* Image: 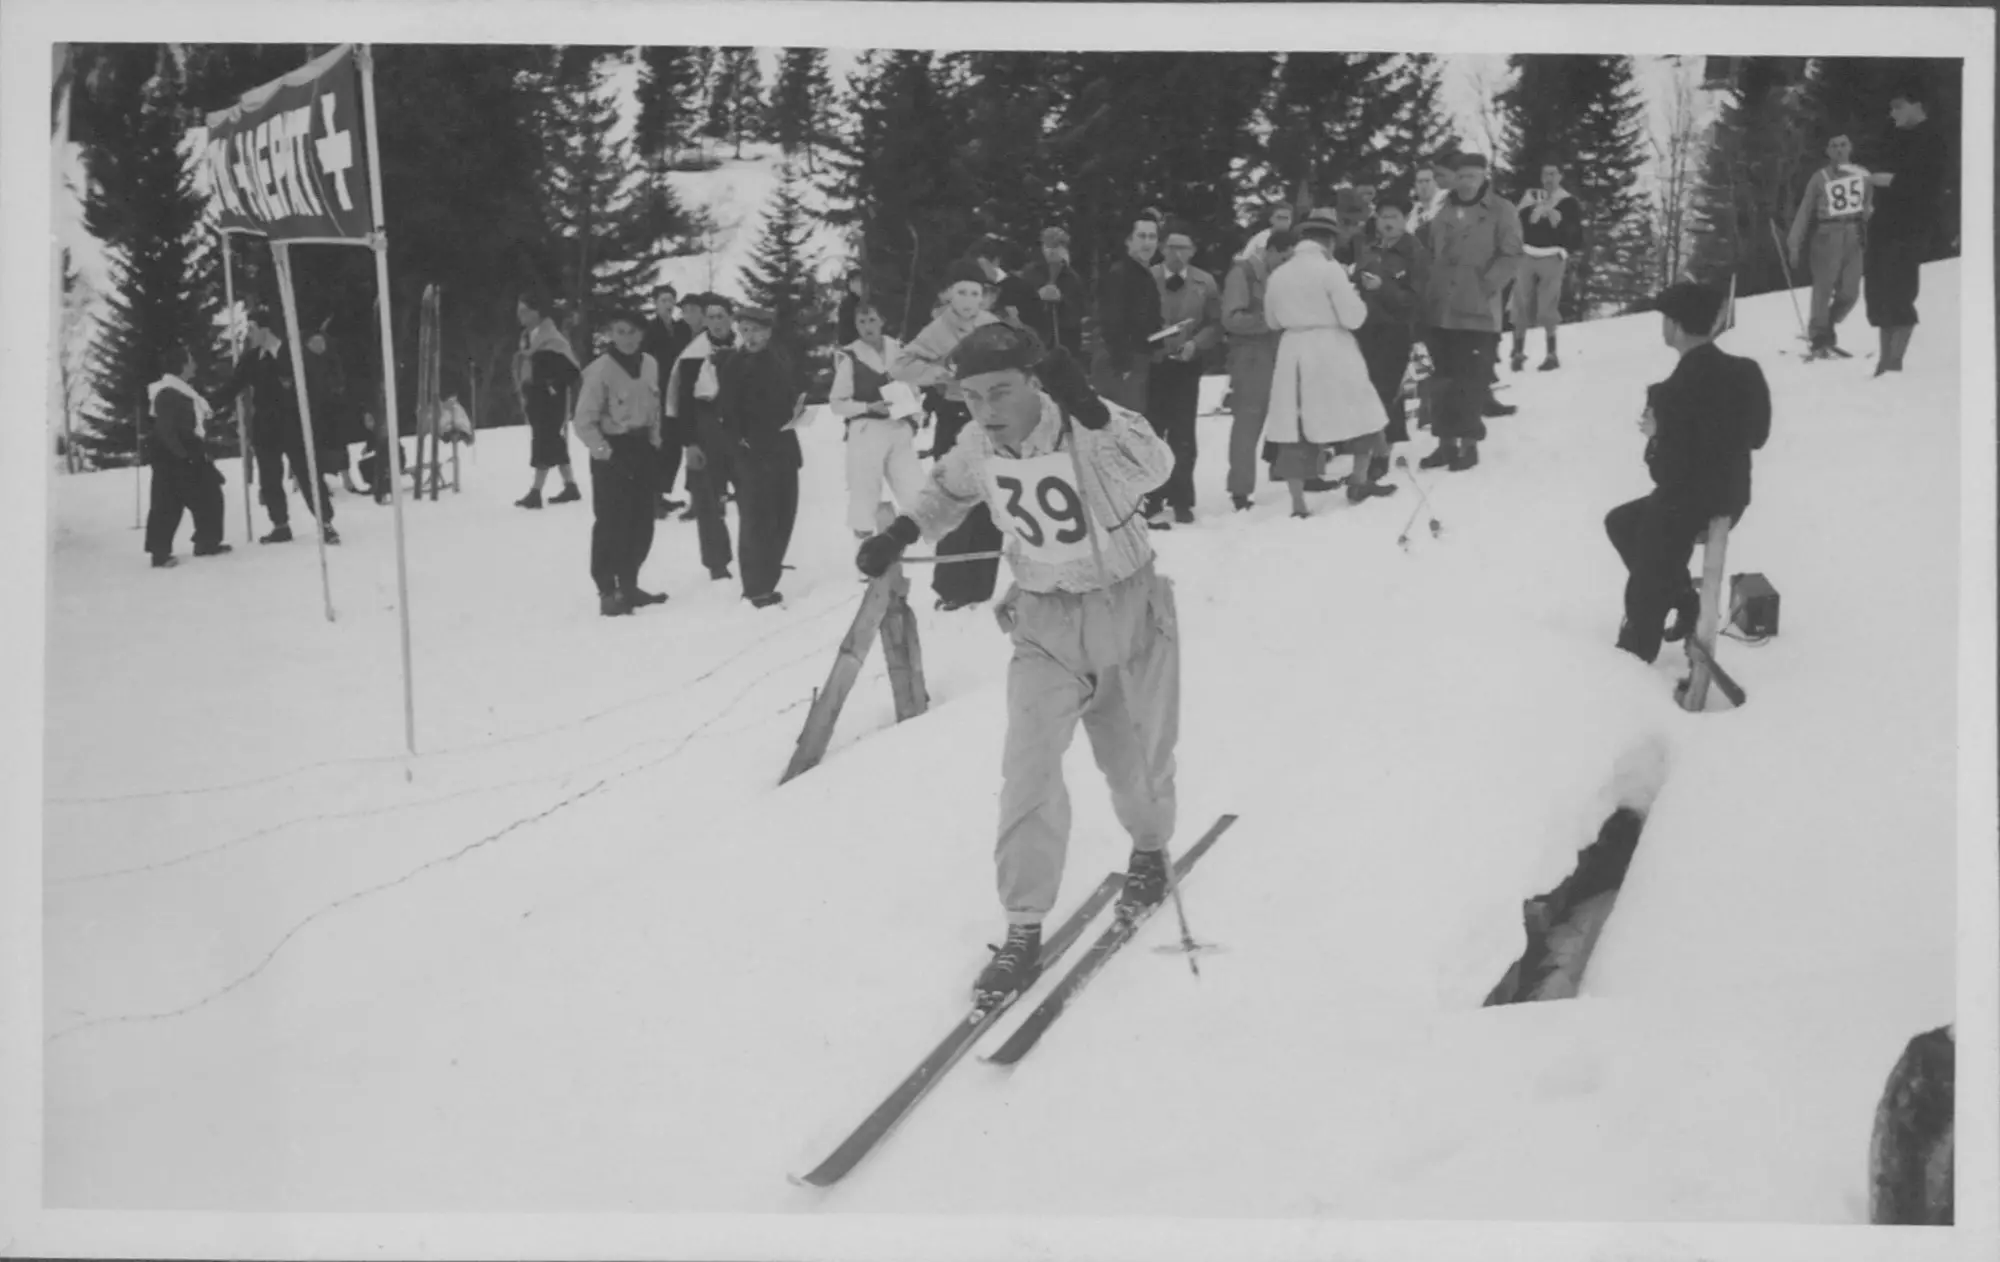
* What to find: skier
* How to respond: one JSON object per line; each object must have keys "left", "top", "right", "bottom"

{"left": 1786, "top": 133, "right": 1872, "bottom": 360}
{"left": 1511, "top": 161, "right": 1583, "bottom": 371}
{"left": 1863, "top": 82, "right": 1951, "bottom": 376}
{"left": 1604, "top": 281, "right": 1771, "bottom": 663}
{"left": 853, "top": 324, "right": 1179, "bottom": 1007}
{"left": 572, "top": 309, "right": 666, "bottom": 616}
{"left": 513, "top": 292, "right": 583, "bottom": 509}
{"left": 144, "top": 345, "right": 230, "bottom": 567}
{"left": 830, "top": 300, "right": 924, "bottom": 538}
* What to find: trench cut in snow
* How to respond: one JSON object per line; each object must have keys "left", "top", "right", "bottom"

{"left": 1486, "top": 807, "right": 1646, "bottom": 1006}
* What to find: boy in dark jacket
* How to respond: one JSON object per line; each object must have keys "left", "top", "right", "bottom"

{"left": 1604, "top": 282, "right": 1772, "bottom": 663}
{"left": 713, "top": 305, "right": 805, "bottom": 608}
{"left": 1017, "top": 227, "right": 1087, "bottom": 353}
{"left": 1354, "top": 198, "right": 1429, "bottom": 465}
{"left": 145, "top": 346, "right": 231, "bottom": 567}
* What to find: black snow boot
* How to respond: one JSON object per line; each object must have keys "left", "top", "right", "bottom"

{"left": 973, "top": 922, "right": 1043, "bottom": 1006}
{"left": 1448, "top": 442, "right": 1481, "bottom": 472}
{"left": 192, "top": 542, "right": 233, "bottom": 557}
{"left": 1418, "top": 443, "right": 1455, "bottom": 470}
{"left": 1118, "top": 847, "right": 1170, "bottom": 920}
{"left": 150, "top": 553, "right": 178, "bottom": 568}
{"left": 259, "top": 525, "right": 293, "bottom": 544}
{"left": 549, "top": 483, "right": 582, "bottom": 504}
{"left": 516, "top": 489, "right": 542, "bottom": 509}
{"left": 1662, "top": 584, "right": 1701, "bottom": 644}
{"left": 1232, "top": 494, "right": 1254, "bottom": 512}
{"left": 599, "top": 590, "right": 632, "bottom": 617}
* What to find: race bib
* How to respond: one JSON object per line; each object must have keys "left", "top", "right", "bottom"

{"left": 983, "top": 452, "right": 1106, "bottom": 566}
{"left": 1823, "top": 172, "right": 1867, "bottom": 220}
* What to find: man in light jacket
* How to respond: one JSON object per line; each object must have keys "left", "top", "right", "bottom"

{"left": 1414, "top": 152, "right": 1523, "bottom": 472}
{"left": 573, "top": 309, "right": 665, "bottom": 617}
{"left": 1220, "top": 227, "right": 1293, "bottom": 511}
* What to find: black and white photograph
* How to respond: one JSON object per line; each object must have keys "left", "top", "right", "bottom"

{"left": 1, "top": 2, "right": 1995, "bottom": 1260}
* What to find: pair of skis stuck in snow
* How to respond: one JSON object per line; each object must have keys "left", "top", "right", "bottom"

{"left": 791, "top": 813, "right": 1239, "bottom": 1189}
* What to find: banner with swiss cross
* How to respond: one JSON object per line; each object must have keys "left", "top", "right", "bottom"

{"left": 203, "top": 44, "right": 372, "bottom": 242}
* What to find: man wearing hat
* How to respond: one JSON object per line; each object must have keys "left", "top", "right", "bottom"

{"left": 1143, "top": 219, "right": 1223, "bottom": 527}
{"left": 1090, "top": 208, "right": 1166, "bottom": 414}
{"left": 1018, "top": 227, "right": 1086, "bottom": 352}
{"left": 712, "top": 304, "right": 806, "bottom": 609}
{"left": 852, "top": 327, "right": 1180, "bottom": 1009}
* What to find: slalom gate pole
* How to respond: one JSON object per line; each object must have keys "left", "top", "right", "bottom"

{"left": 132, "top": 400, "right": 142, "bottom": 529}
{"left": 222, "top": 232, "right": 253, "bottom": 542}
{"left": 272, "top": 244, "right": 336, "bottom": 622}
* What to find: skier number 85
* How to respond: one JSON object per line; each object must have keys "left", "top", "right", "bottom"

{"left": 1826, "top": 174, "right": 1866, "bottom": 218}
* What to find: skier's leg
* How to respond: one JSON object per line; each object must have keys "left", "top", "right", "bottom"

{"left": 1079, "top": 572, "right": 1180, "bottom": 854}
{"left": 997, "top": 600, "right": 1090, "bottom": 924}
{"left": 1808, "top": 228, "right": 1839, "bottom": 344}
{"left": 1830, "top": 228, "right": 1864, "bottom": 330}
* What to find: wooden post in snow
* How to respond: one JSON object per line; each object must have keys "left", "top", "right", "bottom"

{"left": 879, "top": 570, "right": 929, "bottom": 721}
{"left": 780, "top": 563, "right": 930, "bottom": 785}
{"left": 1680, "top": 516, "right": 1733, "bottom": 711}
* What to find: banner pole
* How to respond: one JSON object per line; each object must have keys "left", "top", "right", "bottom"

{"left": 221, "top": 232, "right": 253, "bottom": 542}
{"left": 132, "top": 399, "right": 142, "bottom": 529}
{"left": 272, "top": 244, "right": 336, "bottom": 622}
{"left": 361, "top": 43, "right": 418, "bottom": 760}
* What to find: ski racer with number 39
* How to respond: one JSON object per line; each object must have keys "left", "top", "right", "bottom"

{"left": 854, "top": 324, "right": 1182, "bottom": 1009}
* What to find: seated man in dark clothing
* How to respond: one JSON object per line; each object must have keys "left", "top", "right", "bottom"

{"left": 1605, "top": 281, "right": 1771, "bottom": 663}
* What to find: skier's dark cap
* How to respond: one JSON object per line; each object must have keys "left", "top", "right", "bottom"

{"left": 948, "top": 322, "right": 1046, "bottom": 380}
{"left": 1651, "top": 282, "right": 1725, "bottom": 335}
{"left": 735, "top": 305, "right": 775, "bottom": 326}
{"left": 943, "top": 257, "right": 989, "bottom": 290}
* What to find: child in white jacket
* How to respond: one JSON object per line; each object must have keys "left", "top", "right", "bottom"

{"left": 829, "top": 302, "right": 925, "bottom": 536}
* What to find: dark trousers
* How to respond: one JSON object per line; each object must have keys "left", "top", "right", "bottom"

{"left": 1425, "top": 329, "right": 1491, "bottom": 444}
{"left": 589, "top": 434, "right": 658, "bottom": 596}
{"left": 1359, "top": 327, "right": 1414, "bottom": 445}
{"left": 734, "top": 453, "right": 799, "bottom": 600}
{"left": 689, "top": 424, "right": 736, "bottom": 575}
{"left": 1145, "top": 358, "right": 1203, "bottom": 511}
{"left": 145, "top": 459, "right": 224, "bottom": 557}
{"left": 255, "top": 439, "right": 333, "bottom": 529}
{"left": 1604, "top": 493, "right": 1720, "bottom": 664}
{"left": 1864, "top": 234, "right": 1923, "bottom": 328}
{"left": 656, "top": 435, "right": 685, "bottom": 503}
{"left": 927, "top": 398, "right": 1000, "bottom": 605}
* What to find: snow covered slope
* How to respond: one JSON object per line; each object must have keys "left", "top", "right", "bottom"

{"left": 42, "top": 264, "right": 1970, "bottom": 1223}
{"left": 652, "top": 142, "right": 848, "bottom": 300}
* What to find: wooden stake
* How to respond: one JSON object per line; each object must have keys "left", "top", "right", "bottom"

{"left": 782, "top": 566, "right": 904, "bottom": 785}
{"left": 879, "top": 568, "right": 930, "bottom": 722}
{"left": 1680, "top": 515, "right": 1731, "bottom": 711}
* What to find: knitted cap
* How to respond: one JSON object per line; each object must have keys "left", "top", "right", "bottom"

{"left": 948, "top": 322, "right": 1046, "bottom": 380}
{"left": 943, "top": 257, "right": 989, "bottom": 290}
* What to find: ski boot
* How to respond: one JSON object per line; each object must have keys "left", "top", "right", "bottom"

{"left": 516, "top": 489, "right": 543, "bottom": 509}
{"left": 1117, "top": 847, "right": 1170, "bottom": 922}
{"left": 548, "top": 483, "right": 582, "bottom": 505}
{"left": 322, "top": 525, "right": 341, "bottom": 545}
{"left": 1482, "top": 397, "right": 1518, "bottom": 418}
{"left": 629, "top": 588, "right": 669, "bottom": 607}
{"left": 259, "top": 525, "right": 293, "bottom": 544}
{"left": 973, "top": 923, "right": 1043, "bottom": 1008}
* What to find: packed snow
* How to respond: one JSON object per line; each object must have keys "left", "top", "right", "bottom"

{"left": 40, "top": 257, "right": 1968, "bottom": 1228}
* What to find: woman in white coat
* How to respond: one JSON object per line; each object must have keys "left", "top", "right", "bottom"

{"left": 1262, "top": 210, "right": 1397, "bottom": 516}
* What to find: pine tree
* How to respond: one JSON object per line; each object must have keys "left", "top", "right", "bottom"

{"left": 771, "top": 47, "right": 833, "bottom": 172}
{"left": 1687, "top": 57, "right": 1813, "bottom": 298}
{"left": 529, "top": 47, "right": 693, "bottom": 355}
{"left": 1497, "top": 54, "right": 1655, "bottom": 318}
{"left": 635, "top": 45, "right": 711, "bottom": 168}
{"left": 738, "top": 160, "right": 827, "bottom": 356}
{"left": 706, "top": 47, "right": 766, "bottom": 159}
{"left": 77, "top": 46, "right": 208, "bottom": 465}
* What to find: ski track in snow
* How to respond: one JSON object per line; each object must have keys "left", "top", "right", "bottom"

{"left": 39, "top": 247, "right": 1968, "bottom": 1220}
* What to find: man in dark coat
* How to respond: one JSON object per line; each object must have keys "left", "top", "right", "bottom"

{"left": 514, "top": 291, "right": 583, "bottom": 508}
{"left": 1354, "top": 198, "right": 1429, "bottom": 467}
{"left": 972, "top": 236, "right": 1042, "bottom": 333}
{"left": 217, "top": 312, "right": 337, "bottom": 545}
{"left": 669, "top": 294, "right": 739, "bottom": 580}
{"left": 1090, "top": 208, "right": 1165, "bottom": 414}
{"left": 1017, "top": 227, "right": 1087, "bottom": 353}
{"left": 145, "top": 345, "right": 231, "bottom": 567}
{"left": 642, "top": 283, "right": 697, "bottom": 518}
{"left": 712, "top": 305, "right": 804, "bottom": 608}
{"left": 1864, "top": 81, "right": 1952, "bottom": 375}
{"left": 1604, "top": 282, "right": 1772, "bottom": 664}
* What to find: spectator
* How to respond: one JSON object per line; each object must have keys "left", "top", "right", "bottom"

{"left": 1413, "top": 152, "right": 1523, "bottom": 472}
{"left": 712, "top": 305, "right": 805, "bottom": 609}
{"left": 144, "top": 344, "right": 230, "bottom": 567}
{"left": 1407, "top": 155, "right": 1453, "bottom": 237}
{"left": 831, "top": 300, "right": 925, "bottom": 538}
{"left": 1354, "top": 198, "right": 1428, "bottom": 475}
{"left": 1237, "top": 201, "right": 1296, "bottom": 261}
{"left": 643, "top": 283, "right": 696, "bottom": 517}
{"left": 893, "top": 259, "right": 1004, "bottom": 610}
{"left": 1511, "top": 160, "right": 1584, "bottom": 372}
{"left": 668, "top": 294, "right": 739, "bottom": 581}
{"left": 1328, "top": 186, "right": 1375, "bottom": 265}
{"left": 1018, "top": 227, "right": 1087, "bottom": 353}
{"left": 217, "top": 310, "right": 338, "bottom": 545}
{"left": 513, "top": 291, "right": 583, "bottom": 509}
{"left": 972, "top": 236, "right": 1041, "bottom": 331}
{"left": 837, "top": 270, "right": 870, "bottom": 346}
{"left": 1221, "top": 226, "right": 1293, "bottom": 511}
{"left": 1145, "top": 218, "right": 1224, "bottom": 527}
{"left": 1604, "top": 281, "right": 1770, "bottom": 663}
{"left": 1786, "top": 133, "right": 1871, "bottom": 361}
{"left": 301, "top": 326, "right": 357, "bottom": 493}
{"left": 573, "top": 309, "right": 666, "bottom": 617}
{"left": 1090, "top": 208, "right": 1165, "bottom": 414}
{"left": 1263, "top": 209, "right": 1395, "bottom": 517}
{"left": 1864, "top": 82, "right": 1951, "bottom": 375}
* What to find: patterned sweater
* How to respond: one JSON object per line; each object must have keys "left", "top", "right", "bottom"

{"left": 908, "top": 391, "right": 1174, "bottom": 594}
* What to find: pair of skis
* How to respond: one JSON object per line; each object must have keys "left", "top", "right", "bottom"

{"left": 791, "top": 812, "right": 1238, "bottom": 1189}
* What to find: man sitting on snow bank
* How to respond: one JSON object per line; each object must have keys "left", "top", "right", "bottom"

{"left": 1604, "top": 281, "right": 1771, "bottom": 664}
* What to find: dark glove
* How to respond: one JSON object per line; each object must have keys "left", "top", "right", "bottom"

{"left": 1038, "top": 347, "right": 1111, "bottom": 430}
{"left": 856, "top": 515, "right": 922, "bottom": 577}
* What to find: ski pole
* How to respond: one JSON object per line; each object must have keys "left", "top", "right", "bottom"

{"left": 1392, "top": 455, "right": 1443, "bottom": 544}
{"left": 1766, "top": 220, "right": 1808, "bottom": 339}
{"left": 900, "top": 550, "right": 1006, "bottom": 565}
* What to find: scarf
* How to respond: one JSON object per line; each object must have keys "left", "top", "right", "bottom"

{"left": 525, "top": 318, "right": 579, "bottom": 368}
{"left": 147, "top": 374, "right": 214, "bottom": 427}
{"left": 608, "top": 347, "right": 647, "bottom": 381}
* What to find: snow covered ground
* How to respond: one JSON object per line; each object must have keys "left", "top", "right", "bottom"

{"left": 653, "top": 143, "right": 849, "bottom": 301}
{"left": 37, "top": 258, "right": 1983, "bottom": 1233}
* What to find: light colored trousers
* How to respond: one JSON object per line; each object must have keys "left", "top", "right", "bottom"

{"left": 1809, "top": 221, "right": 1865, "bottom": 341}
{"left": 843, "top": 416, "right": 927, "bottom": 535}
{"left": 997, "top": 565, "right": 1180, "bottom": 923}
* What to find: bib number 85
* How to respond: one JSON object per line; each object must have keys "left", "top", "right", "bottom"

{"left": 1828, "top": 175, "right": 1865, "bottom": 216}
{"left": 994, "top": 473, "right": 1087, "bottom": 548}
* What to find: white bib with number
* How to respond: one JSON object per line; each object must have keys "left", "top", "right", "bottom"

{"left": 1822, "top": 169, "right": 1867, "bottom": 221}
{"left": 983, "top": 451, "right": 1106, "bottom": 566}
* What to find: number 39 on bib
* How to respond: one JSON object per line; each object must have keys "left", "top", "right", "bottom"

{"left": 983, "top": 452, "right": 1107, "bottom": 566}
